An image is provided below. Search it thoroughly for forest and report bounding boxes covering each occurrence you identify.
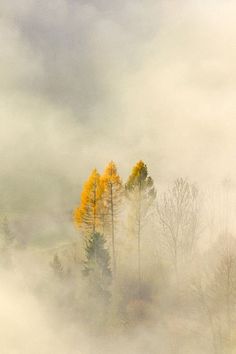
[1,160,236,354]
[1,1,236,353]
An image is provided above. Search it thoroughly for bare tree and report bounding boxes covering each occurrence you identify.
[192,233,236,354]
[157,178,200,276]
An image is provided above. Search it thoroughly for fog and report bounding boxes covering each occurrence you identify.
[1,0,236,353]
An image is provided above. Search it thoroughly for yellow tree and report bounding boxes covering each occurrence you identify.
[74,169,103,237]
[101,161,123,276]
[125,160,156,294]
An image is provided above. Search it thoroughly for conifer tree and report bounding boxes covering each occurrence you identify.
[125,161,156,294]
[101,161,123,276]
[51,254,64,279]
[83,232,111,300]
[1,216,15,246]
[0,217,15,268]
[74,169,103,237]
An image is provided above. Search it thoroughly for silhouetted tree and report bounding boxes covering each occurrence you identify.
[83,232,111,300]
[51,253,64,279]
[1,216,15,246]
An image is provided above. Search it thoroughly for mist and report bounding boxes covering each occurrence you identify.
[1,0,236,353]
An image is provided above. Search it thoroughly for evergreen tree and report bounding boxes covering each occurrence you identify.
[1,216,15,246]
[51,253,64,279]
[83,232,112,300]
[0,217,15,268]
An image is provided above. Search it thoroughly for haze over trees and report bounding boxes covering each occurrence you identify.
[2,160,236,354]
[157,178,200,277]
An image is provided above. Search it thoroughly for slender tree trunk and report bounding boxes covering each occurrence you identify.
[138,183,141,297]
[199,281,218,354]
[110,183,116,276]
[138,211,141,296]
[174,242,178,284]
[93,187,96,233]
[225,238,232,352]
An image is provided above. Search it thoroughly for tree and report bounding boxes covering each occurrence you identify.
[209,233,236,352]
[157,178,200,277]
[50,253,64,279]
[1,216,15,246]
[83,232,112,300]
[192,233,236,354]
[125,160,156,294]
[101,161,123,276]
[74,169,103,237]
[0,216,15,268]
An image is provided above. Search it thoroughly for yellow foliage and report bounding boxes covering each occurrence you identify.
[100,161,123,273]
[101,161,122,194]
[126,160,148,191]
[131,160,146,178]
[100,161,123,222]
[74,169,103,236]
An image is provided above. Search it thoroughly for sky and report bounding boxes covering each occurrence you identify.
[0,0,236,213]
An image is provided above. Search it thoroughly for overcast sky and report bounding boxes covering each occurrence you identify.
[1,0,236,212]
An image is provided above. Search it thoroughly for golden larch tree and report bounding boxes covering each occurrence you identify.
[74,169,103,237]
[101,161,123,276]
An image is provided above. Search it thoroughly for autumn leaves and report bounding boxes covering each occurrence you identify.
[74,160,156,284]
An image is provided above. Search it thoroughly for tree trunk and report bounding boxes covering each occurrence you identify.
[110,183,116,276]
